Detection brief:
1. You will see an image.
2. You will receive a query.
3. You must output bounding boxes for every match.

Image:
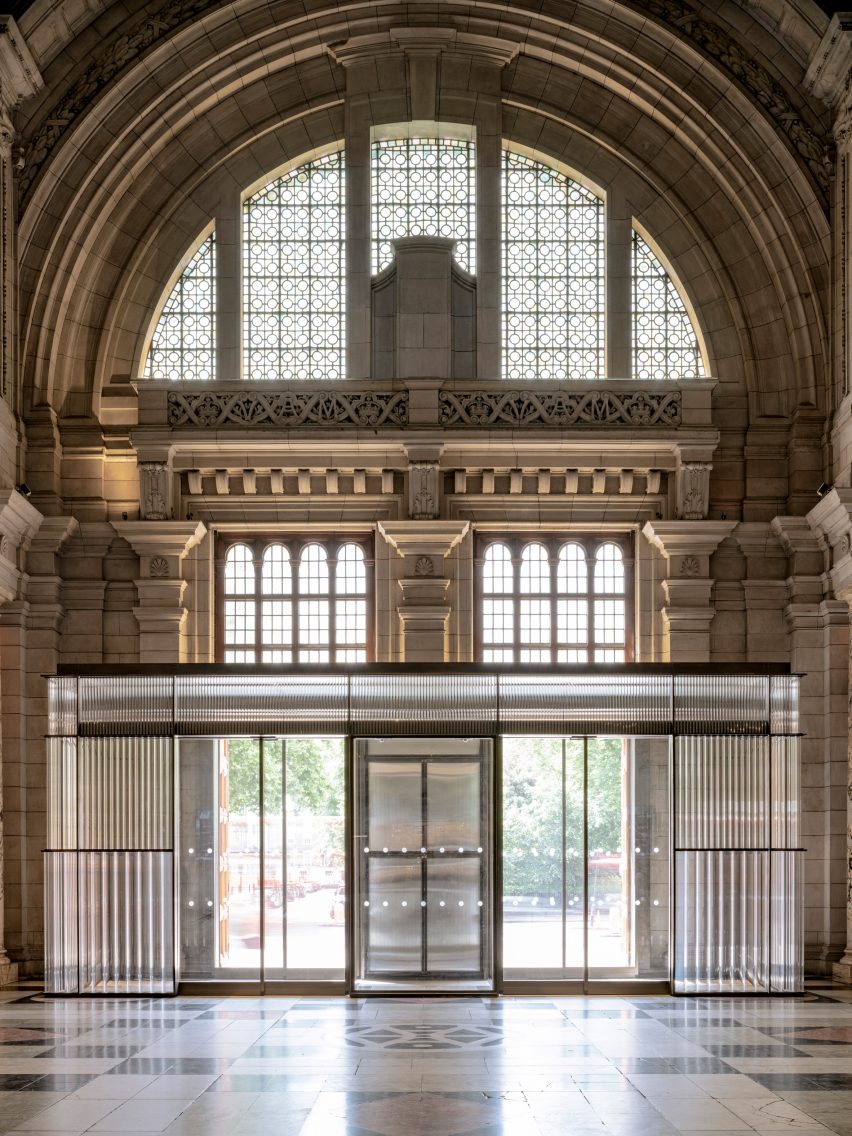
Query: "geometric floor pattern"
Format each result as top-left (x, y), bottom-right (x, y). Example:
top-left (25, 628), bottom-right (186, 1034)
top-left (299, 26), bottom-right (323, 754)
top-left (1, 984), bottom-right (852, 1134)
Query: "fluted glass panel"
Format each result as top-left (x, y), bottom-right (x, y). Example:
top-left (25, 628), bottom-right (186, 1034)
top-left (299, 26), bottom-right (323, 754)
top-left (499, 674), bottom-right (671, 734)
top-left (350, 674), bottom-right (496, 735)
top-left (674, 675), bottom-right (768, 734)
top-left (44, 853), bottom-right (78, 993)
top-left (676, 736), bottom-right (768, 849)
top-left (79, 676), bottom-right (172, 734)
top-left (771, 851), bottom-right (803, 992)
top-left (78, 738), bottom-right (172, 849)
top-left (175, 674), bottom-right (347, 733)
top-left (674, 851), bottom-right (769, 993)
top-left (77, 851), bottom-right (174, 994)
top-left (770, 675), bottom-right (799, 735)
top-left (48, 676), bottom-right (77, 735)
top-left (771, 736), bottom-right (800, 849)
top-left (47, 737), bottom-right (77, 849)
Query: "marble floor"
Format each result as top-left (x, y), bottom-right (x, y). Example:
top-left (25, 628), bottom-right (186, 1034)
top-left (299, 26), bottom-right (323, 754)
top-left (1, 986), bottom-right (852, 1135)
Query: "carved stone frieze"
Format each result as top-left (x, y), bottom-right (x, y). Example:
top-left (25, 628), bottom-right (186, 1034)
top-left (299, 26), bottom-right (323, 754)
top-left (439, 389), bottom-right (682, 428)
top-left (167, 390), bottom-right (408, 428)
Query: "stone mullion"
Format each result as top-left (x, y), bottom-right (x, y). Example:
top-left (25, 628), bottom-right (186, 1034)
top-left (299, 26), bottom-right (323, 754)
top-left (606, 186), bottom-right (632, 379)
top-left (215, 186), bottom-right (243, 383)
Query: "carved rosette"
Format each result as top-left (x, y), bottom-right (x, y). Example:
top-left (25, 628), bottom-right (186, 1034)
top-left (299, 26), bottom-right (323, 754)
top-left (139, 461), bottom-right (171, 521)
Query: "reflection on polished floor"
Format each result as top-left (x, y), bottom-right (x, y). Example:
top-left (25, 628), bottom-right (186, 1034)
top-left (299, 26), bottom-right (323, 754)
top-left (2, 987), bottom-right (852, 1135)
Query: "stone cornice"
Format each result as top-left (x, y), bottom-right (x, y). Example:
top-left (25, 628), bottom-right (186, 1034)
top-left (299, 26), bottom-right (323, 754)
top-left (111, 520), bottom-right (207, 566)
top-left (642, 519), bottom-right (737, 561)
top-left (330, 27), bottom-right (520, 70)
top-left (378, 520), bottom-right (469, 560)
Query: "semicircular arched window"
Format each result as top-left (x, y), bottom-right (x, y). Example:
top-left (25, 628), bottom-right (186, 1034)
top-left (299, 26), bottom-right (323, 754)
top-left (142, 144), bottom-right (706, 386)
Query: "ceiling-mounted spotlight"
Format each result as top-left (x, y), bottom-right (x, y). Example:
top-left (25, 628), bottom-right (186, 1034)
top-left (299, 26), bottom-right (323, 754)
top-left (16, 483), bottom-right (31, 497)
top-left (817, 482), bottom-right (833, 498)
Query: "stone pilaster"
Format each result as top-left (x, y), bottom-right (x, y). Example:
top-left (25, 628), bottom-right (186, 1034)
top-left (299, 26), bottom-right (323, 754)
top-left (774, 515), bottom-right (848, 973)
top-left (378, 520), bottom-right (469, 661)
top-left (808, 488), bottom-right (852, 982)
top-left (112, 521), bottom-right (206, 663)
top-left (642, 520), bottom-right (736, 661)
top-left (0, 488), bottom-right (43, 984)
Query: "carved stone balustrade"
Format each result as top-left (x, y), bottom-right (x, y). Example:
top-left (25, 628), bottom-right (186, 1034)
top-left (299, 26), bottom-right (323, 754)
top-left (135, 377), bottom-right (717, 433)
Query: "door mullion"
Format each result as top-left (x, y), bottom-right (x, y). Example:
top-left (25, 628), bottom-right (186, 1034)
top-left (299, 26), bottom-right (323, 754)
top-left (421, 760), bottom-right (428, 977)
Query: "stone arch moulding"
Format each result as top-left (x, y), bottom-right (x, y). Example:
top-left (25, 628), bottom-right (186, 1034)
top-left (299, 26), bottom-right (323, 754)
top-left (15, 1), bottom-right (830, 426)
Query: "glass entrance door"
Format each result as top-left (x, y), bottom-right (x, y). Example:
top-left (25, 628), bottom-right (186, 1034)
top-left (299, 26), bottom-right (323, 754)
top-left (501, 736), bottom-right (670, 987)
top-left (353, 738), bottom-right (493, 991)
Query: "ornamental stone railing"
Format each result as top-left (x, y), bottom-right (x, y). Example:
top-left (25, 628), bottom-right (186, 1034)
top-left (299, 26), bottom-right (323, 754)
top-left (438, 387), bottom-right (682, 427)
top-left (133, 378), bottom-right (716, 431)
top-left (165, 388), bottom-right (408, 428)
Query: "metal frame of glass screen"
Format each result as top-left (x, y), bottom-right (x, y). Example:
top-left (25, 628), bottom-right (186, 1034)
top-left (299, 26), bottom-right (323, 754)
top-left (354, 740), bottom-right (493, 990)
top-left (44, 664), bottom-right (802, 998)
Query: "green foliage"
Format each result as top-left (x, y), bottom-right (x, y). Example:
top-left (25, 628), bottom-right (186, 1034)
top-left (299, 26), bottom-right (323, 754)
top-left (502, 737), bottom-right (625, 898)
top-left (225, 737), bottom-right (344, 816)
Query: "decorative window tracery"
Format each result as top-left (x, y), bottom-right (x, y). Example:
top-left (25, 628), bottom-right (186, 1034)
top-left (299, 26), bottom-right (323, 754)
top-left (220, 537), bottom-right (371, 663)
top-left (144, 234), bottom-right (215, 381)
top-left (372, 136), bottom-right (476, 274)
top-left (243, 151), bottom-right (345, 381)
top-left (478, 536), bottom-right (631, 663)
top-left (502, 151), bottom-right (605, 381)
top-left (143, 148), bottom-right (707, 388)
top-left (632, 230), bottom-right (704, 380)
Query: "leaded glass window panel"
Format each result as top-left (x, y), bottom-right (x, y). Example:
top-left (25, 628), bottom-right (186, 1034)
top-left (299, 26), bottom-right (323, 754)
top-left (632, 230), bottom-right (704, 380)
top-left (244, 151), bottom-right (345, 381)
top-left (477, 536), bottom-right (631, 663)
top-left (502, 151), bottom-right (604, 381)
top-left (483, 543), bottom-right (513, 595)
top-left (217, 537), bottom-right (372, 663)
top-left (224, 544), bottom-right (254, 595)
top-left (372, 137), bottom-right (476, 274)
top-left (144, 234), bottom-right (215, 381)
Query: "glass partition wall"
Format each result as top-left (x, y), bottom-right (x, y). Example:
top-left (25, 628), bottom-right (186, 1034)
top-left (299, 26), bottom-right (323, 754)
top-left (45, 666), bottom-right (802, 996)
